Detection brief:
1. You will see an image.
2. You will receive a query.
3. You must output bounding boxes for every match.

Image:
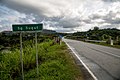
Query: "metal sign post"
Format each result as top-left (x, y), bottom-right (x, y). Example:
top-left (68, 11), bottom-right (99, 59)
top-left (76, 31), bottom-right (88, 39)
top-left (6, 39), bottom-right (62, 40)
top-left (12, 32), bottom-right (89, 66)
top-left (20, 32), bottom-right (24, 80)
top-left (35, 32), bottom-right (39, 78)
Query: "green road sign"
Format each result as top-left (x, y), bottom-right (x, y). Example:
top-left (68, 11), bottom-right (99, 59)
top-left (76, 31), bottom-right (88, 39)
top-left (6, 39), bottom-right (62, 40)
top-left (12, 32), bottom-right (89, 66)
top-left (12, 24), bottom-right (43, 31)
top-left (12, 24), bottom-right (43, 79)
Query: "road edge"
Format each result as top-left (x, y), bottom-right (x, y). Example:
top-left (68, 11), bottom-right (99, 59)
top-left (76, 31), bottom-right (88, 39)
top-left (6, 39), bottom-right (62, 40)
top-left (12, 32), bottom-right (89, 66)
top-left (64, 40), bottom-right (98, 80)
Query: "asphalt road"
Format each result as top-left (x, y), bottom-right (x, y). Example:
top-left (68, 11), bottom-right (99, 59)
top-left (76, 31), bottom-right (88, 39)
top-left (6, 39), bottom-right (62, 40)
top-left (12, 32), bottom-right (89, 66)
top-left (64, 39), bottom-right (120, 80)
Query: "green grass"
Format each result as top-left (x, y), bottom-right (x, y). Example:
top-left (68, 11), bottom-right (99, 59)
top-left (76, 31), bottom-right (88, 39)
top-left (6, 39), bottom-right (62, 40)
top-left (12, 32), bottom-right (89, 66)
top-left (0, 40), bottom-right (83, 80)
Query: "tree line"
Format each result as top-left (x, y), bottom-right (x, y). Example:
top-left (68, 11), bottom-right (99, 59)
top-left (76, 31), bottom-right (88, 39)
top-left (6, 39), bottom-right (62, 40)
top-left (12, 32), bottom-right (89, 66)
top-left (66, 27), bottom-right (120, 45)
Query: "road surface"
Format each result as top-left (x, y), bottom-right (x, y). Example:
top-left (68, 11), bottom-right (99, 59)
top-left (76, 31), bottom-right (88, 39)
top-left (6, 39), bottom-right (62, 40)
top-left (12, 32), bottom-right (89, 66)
top-left (64, 39), bottom-right (120, 80)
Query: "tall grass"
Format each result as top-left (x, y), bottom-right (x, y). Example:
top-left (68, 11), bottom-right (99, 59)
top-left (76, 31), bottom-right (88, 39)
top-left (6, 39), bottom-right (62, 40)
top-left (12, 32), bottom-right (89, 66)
top-left (0, 40), bottom-right (83, 80)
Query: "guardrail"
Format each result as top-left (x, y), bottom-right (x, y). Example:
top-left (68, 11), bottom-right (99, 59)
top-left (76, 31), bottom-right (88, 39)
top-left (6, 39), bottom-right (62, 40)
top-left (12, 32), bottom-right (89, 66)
top-left (85, 40), bottom-right (106, 43)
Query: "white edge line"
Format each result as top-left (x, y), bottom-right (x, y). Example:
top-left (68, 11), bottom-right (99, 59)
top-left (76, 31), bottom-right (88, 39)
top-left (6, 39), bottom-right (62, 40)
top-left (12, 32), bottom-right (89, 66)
top-left (64, 40), bottom-right (98, 80)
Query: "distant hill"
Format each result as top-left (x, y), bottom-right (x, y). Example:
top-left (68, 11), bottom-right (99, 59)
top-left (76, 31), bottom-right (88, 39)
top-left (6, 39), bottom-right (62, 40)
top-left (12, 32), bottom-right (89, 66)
top-left (1, 29), bottom-right (57, 35)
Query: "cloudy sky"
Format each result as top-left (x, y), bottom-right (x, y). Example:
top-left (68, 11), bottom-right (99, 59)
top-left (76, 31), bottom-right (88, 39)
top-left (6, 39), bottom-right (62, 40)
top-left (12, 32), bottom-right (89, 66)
top-left (0, 0), bottom-right (120, 33)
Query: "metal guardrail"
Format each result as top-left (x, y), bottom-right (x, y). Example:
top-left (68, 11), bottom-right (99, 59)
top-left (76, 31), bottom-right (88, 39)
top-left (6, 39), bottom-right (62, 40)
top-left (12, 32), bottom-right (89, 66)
top-left (85, 40), bottom-right (106, 43)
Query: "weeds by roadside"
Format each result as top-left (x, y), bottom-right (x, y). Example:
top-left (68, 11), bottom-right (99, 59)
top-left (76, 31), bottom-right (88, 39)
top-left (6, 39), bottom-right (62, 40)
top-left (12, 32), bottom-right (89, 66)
top-left (0, 40), bottom-right (83, 80)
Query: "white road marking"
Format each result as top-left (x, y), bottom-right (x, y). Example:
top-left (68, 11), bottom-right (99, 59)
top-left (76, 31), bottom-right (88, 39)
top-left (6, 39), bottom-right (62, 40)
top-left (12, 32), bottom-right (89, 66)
top-left (64, 40), bottom-right (98, 80)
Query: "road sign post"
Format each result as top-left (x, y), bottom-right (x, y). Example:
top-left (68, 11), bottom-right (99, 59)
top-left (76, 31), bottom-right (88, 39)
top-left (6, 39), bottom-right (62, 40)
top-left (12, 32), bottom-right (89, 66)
top-left (35, 32), bottom-right (39, 78)
top-left (20, 32), bottom-right (24, 80)
top-left (12, 24), bottom-right (43, 80)
top-left (35, 32), bottom-right (39, 79)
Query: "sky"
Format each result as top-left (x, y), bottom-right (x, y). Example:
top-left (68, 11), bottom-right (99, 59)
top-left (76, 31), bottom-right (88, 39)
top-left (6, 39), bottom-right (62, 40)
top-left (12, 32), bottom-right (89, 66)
top-left (0, 0), bottom-right (120, 33)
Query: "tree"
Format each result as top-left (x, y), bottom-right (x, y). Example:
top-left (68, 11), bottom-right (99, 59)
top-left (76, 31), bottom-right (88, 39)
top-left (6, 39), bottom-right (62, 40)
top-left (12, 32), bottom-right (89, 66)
top-left (102, 34), bottom-right (109, 40)
top-left (93, 26), bottom-right (99, 31)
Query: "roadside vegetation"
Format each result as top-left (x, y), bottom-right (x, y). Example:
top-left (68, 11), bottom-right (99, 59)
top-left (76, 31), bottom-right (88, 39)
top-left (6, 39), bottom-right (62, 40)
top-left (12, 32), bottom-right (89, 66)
top-left (66, 27), bottom-right (120, 49)
top-left (0, 33), bottom-right (83, 80)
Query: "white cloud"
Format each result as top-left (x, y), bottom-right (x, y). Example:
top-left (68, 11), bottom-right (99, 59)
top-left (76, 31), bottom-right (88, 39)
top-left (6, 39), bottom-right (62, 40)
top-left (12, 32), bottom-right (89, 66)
top-left (0, 25), bottom-right (2, 28)
top-left (3, 0), bottom-right (84, 17)
top-left (0, 5), bottom-right (36, 31)
top-left (0, 0), bottom-right (120, 32)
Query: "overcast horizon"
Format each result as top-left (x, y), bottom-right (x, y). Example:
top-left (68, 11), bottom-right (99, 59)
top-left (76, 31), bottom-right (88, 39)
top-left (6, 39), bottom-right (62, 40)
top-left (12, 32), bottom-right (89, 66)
top-left (0, 0), bottom-right (120, 33)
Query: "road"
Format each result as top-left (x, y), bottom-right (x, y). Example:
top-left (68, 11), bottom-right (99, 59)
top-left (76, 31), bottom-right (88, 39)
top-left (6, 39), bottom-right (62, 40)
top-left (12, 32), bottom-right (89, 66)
top-left (64, 39), bottom-right (120, 80)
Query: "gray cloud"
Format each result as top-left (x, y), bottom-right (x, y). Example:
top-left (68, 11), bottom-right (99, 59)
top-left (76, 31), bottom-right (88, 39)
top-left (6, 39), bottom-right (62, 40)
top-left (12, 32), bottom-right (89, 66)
top-left (0, 5), bottom-right (37, 31)
top-left (1, 0), bottom-right (37, 13)
top-left (102, 0), bottom-right (120, 2)
top-left (88, 2), bottom-right (120, 29)
top-left (0, 0), bottom-right (120, 32)
top-left (100, 24), bottom-right (120, 29)
top-left (103, 11), bottom-right (120, 24)
top-left (89, 14), bottom-right (103, 20)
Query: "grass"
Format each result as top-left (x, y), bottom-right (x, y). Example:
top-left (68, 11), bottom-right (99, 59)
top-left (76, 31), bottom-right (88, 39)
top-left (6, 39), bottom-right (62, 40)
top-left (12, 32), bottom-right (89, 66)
top-left (0, 40), bottom-right (83, 80)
